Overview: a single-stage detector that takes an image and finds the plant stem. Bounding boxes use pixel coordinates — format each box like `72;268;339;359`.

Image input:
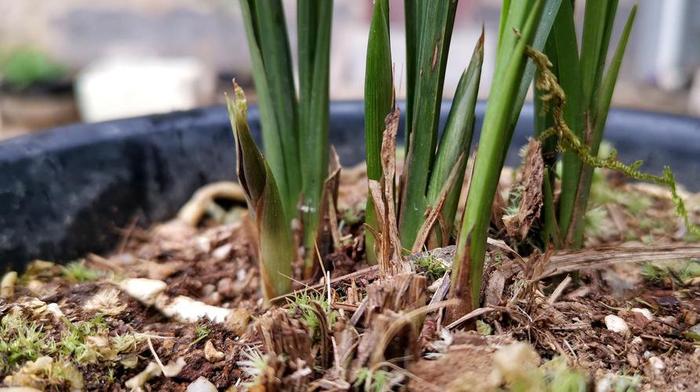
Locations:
239;0;300;220
298;0;333;277
364;0;394;265
227;84;294;300
399;0;457;249
450;0;544;314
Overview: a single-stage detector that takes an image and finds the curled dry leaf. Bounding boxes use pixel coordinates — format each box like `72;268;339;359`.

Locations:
368;108;410;275
503;139;544;240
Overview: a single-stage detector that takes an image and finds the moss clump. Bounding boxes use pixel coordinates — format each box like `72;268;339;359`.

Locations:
61;261;102;283
0;313;54;372
641;259;700;285
354;367;393;392
415;255;447;281
287;290;338;340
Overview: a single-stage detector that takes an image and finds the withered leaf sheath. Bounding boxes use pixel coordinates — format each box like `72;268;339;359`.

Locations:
227;83;294;300
364;0;393;265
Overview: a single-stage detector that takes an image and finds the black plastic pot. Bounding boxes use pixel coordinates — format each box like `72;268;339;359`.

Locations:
1;102;698;270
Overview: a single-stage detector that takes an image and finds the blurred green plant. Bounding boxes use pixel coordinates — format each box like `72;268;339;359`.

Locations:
0;49;66;90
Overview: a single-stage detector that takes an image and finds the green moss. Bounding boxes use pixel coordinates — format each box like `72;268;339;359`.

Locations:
188;324;211;348
415;255;447;281
59;315;109;363
641;259;700;285
62;261;102;283
0;313;54;372
287;290;337;340
476;320;492;336
354;367;393;392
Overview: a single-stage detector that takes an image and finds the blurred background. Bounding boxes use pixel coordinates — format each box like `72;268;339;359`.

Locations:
1;0;699;140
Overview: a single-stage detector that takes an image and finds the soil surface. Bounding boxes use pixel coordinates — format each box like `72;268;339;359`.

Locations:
1;166;699;391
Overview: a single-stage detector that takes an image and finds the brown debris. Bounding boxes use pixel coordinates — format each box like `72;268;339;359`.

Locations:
258;309;313;368
368;108;410;276
503;139;544;240
353;274;427;372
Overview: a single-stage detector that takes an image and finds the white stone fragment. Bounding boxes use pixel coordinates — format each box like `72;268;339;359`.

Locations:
648;356;665;375
204;341;225;362
160;295;231;323
46;303;64;318
631;308;654;321
76;57;215;122
605;315;630;334
120;278;167;306
186;377;217;392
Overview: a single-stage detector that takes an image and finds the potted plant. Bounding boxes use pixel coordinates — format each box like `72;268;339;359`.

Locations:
0;1;699;391
0;48;79;135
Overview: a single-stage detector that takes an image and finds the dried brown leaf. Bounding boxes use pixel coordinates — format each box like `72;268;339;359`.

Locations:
503;139;544;240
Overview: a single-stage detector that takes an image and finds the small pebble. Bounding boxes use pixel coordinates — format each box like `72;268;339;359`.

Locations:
631;308;653;321
212;243;233;260
648;356;665;375
186;377;217;392
605;315;630;334
46;303;64;318
120;278;167;305
204;340;225;362
202;284;216;296
217;278;235;297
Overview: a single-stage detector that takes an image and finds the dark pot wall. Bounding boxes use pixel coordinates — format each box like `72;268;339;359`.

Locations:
1;102;698;270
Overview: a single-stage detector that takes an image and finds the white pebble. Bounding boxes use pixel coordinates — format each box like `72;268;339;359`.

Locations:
46;303;64;318
631;308;654;321
120;278;167;305
160;295;231;323
648;356;665;375
186;377;217;392
605;315;630;334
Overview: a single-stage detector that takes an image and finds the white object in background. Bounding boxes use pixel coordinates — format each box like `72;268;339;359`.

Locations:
689;69;700;115
76;57;215;122
655;0;689;90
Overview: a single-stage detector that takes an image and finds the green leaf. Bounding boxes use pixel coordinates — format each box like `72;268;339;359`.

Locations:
570;5;637;246
541;169;560;247
452;0;545;312
364;0;394;265
427;32;484;242
511;0;562;132
580;0;618;110
546;0;585;240
227;84;294;300
404;0;428;152
399;0;458;249
239;0;300;220
298;0;333;276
